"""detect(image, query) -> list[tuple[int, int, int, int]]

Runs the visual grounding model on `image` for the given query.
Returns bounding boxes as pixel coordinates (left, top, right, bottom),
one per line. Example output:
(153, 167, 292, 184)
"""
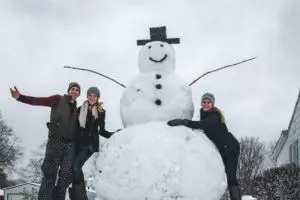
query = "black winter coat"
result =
(75, 107, 113, 152)
(184, 108, 239, 154)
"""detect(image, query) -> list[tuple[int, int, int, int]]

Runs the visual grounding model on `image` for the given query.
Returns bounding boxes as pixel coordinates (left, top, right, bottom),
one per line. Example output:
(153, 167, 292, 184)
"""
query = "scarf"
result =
(78, 100, 99, 128)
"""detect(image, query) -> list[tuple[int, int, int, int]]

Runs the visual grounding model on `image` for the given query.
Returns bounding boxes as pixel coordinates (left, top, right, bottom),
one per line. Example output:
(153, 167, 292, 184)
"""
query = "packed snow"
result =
(94, 121, 227, 200)
(120, 73, 194, 127)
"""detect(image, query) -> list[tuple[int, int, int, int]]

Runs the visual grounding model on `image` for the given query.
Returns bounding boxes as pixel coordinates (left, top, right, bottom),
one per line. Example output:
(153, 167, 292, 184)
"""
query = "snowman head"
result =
(138, 41, 175, 73)
(137, 26, 180, 74)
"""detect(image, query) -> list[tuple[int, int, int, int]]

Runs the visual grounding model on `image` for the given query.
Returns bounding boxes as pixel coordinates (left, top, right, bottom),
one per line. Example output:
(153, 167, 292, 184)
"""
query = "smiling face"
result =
(68, 87, 80, 101)
(87, 93, 98, 106)
(138, 41, 175, 73)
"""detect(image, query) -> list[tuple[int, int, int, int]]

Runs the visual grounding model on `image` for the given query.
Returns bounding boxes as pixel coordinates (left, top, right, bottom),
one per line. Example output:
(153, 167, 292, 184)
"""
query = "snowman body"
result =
(120, 72, 194, 127)
(120, 41, 194, 127)
(94, 122, 227, 200)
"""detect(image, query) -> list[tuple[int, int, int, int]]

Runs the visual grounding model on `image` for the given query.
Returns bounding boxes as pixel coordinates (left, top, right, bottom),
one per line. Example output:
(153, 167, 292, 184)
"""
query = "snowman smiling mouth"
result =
(149, 54, 168, 63)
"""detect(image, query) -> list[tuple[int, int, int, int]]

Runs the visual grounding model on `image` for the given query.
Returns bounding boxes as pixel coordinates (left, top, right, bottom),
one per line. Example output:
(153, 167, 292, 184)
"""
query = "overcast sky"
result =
(0, 0, 299, 169)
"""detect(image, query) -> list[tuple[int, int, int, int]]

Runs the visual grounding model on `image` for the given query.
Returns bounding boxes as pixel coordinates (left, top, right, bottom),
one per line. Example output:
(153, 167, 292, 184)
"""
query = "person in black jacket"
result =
(167, 93, 241, 200)
(71, 87, 115, 200)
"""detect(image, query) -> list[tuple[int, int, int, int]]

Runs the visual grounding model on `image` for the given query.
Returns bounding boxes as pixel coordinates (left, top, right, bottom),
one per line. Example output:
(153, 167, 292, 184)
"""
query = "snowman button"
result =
(155, 99, 162, 106)
(155, 84, 162, 89)
(156, 74, 162, 79)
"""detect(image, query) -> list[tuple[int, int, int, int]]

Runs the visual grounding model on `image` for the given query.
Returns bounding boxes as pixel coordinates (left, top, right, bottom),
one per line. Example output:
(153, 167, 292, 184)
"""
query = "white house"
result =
(3, 182, 40, 200)
(242, 195, 257, 200)
(0, 189, 4, 200)
(273, 90, 300, 167)
(4, 182, 96, 200)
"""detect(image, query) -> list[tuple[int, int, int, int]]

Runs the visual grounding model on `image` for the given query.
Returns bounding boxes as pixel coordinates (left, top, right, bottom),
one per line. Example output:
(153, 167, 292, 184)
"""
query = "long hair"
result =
(213, 107, 225, 123)
(201, 106, 225, 123)
(96, 101, 104, 112)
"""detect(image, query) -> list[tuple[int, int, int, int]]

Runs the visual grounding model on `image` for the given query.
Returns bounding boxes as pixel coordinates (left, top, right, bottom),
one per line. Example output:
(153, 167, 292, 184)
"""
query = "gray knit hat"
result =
(67, 82, 81, 94)
(201, 92, 215, 105)
(87, 87, 100, 98)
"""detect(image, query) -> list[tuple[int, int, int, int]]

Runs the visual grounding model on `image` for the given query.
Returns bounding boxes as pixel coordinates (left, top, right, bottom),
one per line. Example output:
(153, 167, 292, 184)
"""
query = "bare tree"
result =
(19, 187, 39, 200)
(238, 136, 265, 194)
(264, 139, 277, 169)
(0, 110, 23, 187)
(19, 141, 46, 183)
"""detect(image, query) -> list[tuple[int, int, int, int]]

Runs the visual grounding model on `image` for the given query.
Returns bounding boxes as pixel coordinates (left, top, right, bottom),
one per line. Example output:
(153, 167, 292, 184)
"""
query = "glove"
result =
(167, 119, 187, 127)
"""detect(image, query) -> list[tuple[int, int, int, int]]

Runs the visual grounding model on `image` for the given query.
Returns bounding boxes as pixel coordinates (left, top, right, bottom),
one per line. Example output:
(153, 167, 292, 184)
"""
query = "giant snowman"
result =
(94, 27, 227, 200)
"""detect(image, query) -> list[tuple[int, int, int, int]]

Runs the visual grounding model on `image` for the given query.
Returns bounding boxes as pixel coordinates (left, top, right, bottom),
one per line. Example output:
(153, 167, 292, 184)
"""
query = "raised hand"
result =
(10, 86, 20, 99)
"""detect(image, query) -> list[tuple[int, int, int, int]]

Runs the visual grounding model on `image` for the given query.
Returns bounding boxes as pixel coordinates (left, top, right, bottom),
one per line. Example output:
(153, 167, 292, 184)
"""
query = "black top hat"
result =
(137, 26, 180, 46)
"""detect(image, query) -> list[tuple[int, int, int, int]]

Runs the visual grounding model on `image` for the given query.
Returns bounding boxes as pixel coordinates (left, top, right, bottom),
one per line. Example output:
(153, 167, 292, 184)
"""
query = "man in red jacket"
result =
(10, 82, 80, 200)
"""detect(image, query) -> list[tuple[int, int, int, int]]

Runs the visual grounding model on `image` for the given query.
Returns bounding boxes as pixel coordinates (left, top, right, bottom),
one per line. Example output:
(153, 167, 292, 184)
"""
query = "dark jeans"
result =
(220, 136, 240, 186)
(72, 145, 93, 183)
(38, 136, 75, 200)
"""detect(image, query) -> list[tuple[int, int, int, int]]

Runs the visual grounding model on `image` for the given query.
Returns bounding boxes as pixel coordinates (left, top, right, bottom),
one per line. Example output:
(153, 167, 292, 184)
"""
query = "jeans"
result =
(221, 138, 240, 186)
(72, 145, 93, 183)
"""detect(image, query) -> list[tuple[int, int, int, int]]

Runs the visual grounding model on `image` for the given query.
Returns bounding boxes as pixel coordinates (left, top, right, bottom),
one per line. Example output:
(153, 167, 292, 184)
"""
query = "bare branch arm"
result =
(189, 57, 257, 86)
(64, 66, 127, 88)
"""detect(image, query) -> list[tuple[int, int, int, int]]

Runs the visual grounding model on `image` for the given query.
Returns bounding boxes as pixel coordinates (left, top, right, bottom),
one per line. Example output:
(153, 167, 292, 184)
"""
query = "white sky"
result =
(0, 0, 299, 168)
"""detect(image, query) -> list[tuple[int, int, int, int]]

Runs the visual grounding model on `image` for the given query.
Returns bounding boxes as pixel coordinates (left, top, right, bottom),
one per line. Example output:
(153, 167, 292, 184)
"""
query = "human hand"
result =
(167, 119, 185, 127)
(10, 86, 20, 99)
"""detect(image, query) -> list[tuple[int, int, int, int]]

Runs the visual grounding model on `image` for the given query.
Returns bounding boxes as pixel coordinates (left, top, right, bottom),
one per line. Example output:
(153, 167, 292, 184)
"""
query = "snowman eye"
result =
(160, 44, 164, 47)
(148, 45, 152, 49)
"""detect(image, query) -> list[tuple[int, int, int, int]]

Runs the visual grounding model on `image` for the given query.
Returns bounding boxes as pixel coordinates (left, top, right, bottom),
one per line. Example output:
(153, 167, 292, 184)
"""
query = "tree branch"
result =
(189, 57, 257, 86)
(64, 66, 127, 88)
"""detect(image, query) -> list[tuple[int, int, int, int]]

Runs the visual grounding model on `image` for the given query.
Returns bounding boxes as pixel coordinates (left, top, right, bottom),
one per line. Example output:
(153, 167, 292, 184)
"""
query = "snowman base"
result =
(94, 121, 227, 200)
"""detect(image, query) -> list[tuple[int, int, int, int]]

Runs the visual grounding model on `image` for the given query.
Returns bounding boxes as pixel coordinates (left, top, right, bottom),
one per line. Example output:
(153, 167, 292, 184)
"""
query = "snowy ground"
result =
(93, 121, 227, 200)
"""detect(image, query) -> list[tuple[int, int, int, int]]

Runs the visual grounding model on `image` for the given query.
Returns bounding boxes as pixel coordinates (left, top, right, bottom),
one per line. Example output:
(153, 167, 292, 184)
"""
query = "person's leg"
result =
(71, 146, 93, 200)
(224, 139, 241, 200)
(72, 147, 93, 183)
(52, 141, 75, 200)
(38, 137, 63, 200)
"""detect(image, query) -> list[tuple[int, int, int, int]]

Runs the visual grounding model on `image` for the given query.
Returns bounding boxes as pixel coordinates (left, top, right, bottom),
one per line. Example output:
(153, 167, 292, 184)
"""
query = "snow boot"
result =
(228, 185, 241, 200)
(71, 182, 88, 200)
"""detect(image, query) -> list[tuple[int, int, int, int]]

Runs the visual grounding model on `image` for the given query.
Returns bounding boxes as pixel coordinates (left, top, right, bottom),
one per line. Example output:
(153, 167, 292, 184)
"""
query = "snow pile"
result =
(120, 73, 194, 127)
(94, 121, 227, 200)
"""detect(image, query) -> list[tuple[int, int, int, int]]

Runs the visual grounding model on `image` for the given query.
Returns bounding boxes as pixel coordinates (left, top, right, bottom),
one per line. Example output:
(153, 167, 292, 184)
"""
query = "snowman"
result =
(120, 27, 194, 127)
(93, 27, 227, 200)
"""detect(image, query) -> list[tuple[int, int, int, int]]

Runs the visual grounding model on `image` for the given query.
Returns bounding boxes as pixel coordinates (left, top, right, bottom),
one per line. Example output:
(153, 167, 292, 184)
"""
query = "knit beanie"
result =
(201, 92, 215, 105)
(67, 82, 81, 94)
(87, 87, 100, 98)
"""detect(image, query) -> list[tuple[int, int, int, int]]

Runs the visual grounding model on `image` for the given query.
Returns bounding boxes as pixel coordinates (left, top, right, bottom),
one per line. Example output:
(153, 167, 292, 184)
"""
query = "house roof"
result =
(272, 130, 288, 160)
(3, 182, 40, 190)
(272, 90, 300, 158)
(287, 90, 300, 132)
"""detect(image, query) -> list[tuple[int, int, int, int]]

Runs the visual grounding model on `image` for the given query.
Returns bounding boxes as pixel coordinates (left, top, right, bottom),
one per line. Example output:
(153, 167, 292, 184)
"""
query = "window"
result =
(289, 140, 299, 166)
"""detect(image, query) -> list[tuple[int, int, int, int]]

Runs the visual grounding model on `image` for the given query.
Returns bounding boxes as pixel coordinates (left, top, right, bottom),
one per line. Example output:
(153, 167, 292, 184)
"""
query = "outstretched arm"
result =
(98, 111, 114, 139)
(18, 94, 61, 107)
(167, 112, 221, 132)
(184, 114, 220, 132)
(10, 86, 60, 107)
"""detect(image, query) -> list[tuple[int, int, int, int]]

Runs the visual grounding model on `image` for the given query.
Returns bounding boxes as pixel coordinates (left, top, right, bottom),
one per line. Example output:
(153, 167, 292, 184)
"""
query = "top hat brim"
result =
(137, 38, 180, 46)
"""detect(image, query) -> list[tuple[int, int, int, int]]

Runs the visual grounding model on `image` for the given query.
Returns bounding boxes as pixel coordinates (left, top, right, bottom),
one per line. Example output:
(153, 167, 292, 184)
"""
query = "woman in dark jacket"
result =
(71, 87, 115, 200)
(167, 93, 241, 200)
